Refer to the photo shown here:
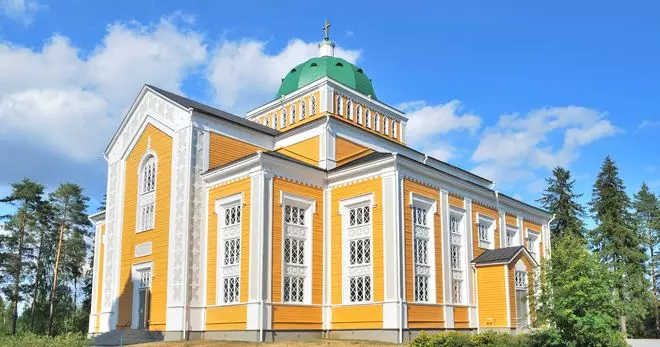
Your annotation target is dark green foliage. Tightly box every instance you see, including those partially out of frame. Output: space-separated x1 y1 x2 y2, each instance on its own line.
409 328 595 347
589 156 649 335
537 167 586 240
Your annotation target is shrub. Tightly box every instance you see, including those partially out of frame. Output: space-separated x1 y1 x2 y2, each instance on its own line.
411 331 474 347
0 332 89 347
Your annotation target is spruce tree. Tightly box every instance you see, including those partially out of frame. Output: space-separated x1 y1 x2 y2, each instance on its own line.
590 156 649 335
633 183 660 332
0 179 46 335
538 166 586 240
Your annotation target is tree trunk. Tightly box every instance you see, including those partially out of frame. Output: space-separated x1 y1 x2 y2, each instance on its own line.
30 228 45 332
651 243 659 332
47 221 66 336
11 210 27 336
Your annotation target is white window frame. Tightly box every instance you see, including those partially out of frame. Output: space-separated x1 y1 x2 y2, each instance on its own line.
300 99 306 119
137 153 157 233
357 105 363 124
384 117 390 135
476 214 495 250
290 104 296 124
449 207 467 305
366 109 371 128
392 121 398 139
215 193 243 305
514 260 531 327
526 230 540 261
265 115 270 127
340 194 375 304
336 95 342 115
506 225 519 247
273 113 278 129
347 100 353 120
280 192 316 305
130 261 153 329
375 113 381 131
281 108 287 128
311 96 316 115
410 193 437 303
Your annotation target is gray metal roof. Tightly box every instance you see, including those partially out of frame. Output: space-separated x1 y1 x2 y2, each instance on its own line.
147 85 279 136
471 246 525 265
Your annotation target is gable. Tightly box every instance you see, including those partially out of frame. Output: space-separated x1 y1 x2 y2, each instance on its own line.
335 136 374 167
275 136 320 166
209 132 264 169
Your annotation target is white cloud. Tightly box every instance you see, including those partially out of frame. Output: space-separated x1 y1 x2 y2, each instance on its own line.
639 119 660 129
471 106 618 184
0 15 207 161
206 39 360 113
0 0 44 24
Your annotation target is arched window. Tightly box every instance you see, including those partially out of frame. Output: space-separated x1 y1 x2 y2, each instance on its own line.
366 110 371 128
311 96 317 115
347 101 352 119
291 104 296 124
301 100 306 119
265 116 270 127
384 117 390 135
392 122 398 139
375 113 381 132
281 109 287 128
357 106 363 124
273 114 278 129
138 155 157 231
336 95 342 115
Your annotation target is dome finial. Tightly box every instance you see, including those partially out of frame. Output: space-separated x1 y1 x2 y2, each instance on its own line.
319 19 335 57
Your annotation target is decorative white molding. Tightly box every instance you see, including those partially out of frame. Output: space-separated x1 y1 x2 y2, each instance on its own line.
135 242 153 257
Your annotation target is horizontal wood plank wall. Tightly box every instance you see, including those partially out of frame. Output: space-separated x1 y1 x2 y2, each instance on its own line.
453 306 470 329
118 124 172 331
271 178 323 329
205 178 251 330
523 220 544 259
505 214 517 227
257 91 321 132
330 177 383 329
332 305 383 329
403 180 443 305
472 201 501 258
95 224 105 332
209 132 263 169
335 137 374 167
275 136 320 166
476 265 508 328
407 304 444 329
271 305 322 330
448 194 464 209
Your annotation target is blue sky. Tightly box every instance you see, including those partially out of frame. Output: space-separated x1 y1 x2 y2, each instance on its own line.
0 0 658 216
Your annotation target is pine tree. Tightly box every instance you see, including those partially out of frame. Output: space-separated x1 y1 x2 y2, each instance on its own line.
46 183 91 336
538 166 586 240
590 156 649 335
0 179 46 335
633 183 660 332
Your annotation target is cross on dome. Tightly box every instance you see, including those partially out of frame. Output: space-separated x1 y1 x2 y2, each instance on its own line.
318 19 335 57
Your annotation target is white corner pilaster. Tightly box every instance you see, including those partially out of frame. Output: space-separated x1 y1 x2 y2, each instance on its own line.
318 120 336 170
464 198 477 328
439 190 453 328
381 170 404 329
322 187 332 330
516 216 524 247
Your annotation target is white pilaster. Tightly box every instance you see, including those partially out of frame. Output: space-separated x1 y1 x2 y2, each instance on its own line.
517 216 524 247
322 187 332 329
464 198 477 328
381 170 404 329
318 120 336 170
439 190 453 328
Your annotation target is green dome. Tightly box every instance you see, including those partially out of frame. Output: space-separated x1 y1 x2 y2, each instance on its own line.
277 56 376 99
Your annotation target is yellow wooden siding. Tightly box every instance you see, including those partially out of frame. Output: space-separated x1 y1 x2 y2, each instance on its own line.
209 132 263 169
94 224 105 332
275 136 320 166
206 305 247 330
477 265 508 328
330 178 384 327
454 306 470 329
117 124 172 331
407 304 444 329
335 137 374 167
472 202 501 257
271 305 322 330
448 194 464 208
505 214 517 227
332 305 383 329
270 178 324 328
205 178 251 330
403 180 443 304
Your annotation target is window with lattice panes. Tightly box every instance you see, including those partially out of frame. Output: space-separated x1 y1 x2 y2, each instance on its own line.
282 201 312 304
311 96 316 115
300 100 306 119
291 104 296 124
515 270 527 289
342 199 373 304
281 109 287 128
452 279 463 304
217 199 242 304
527 231 539 260
450 245 461 270
138 156 157 232
412 200 434 302
357 106 363 124
477 216 494 249
366 109 372 128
